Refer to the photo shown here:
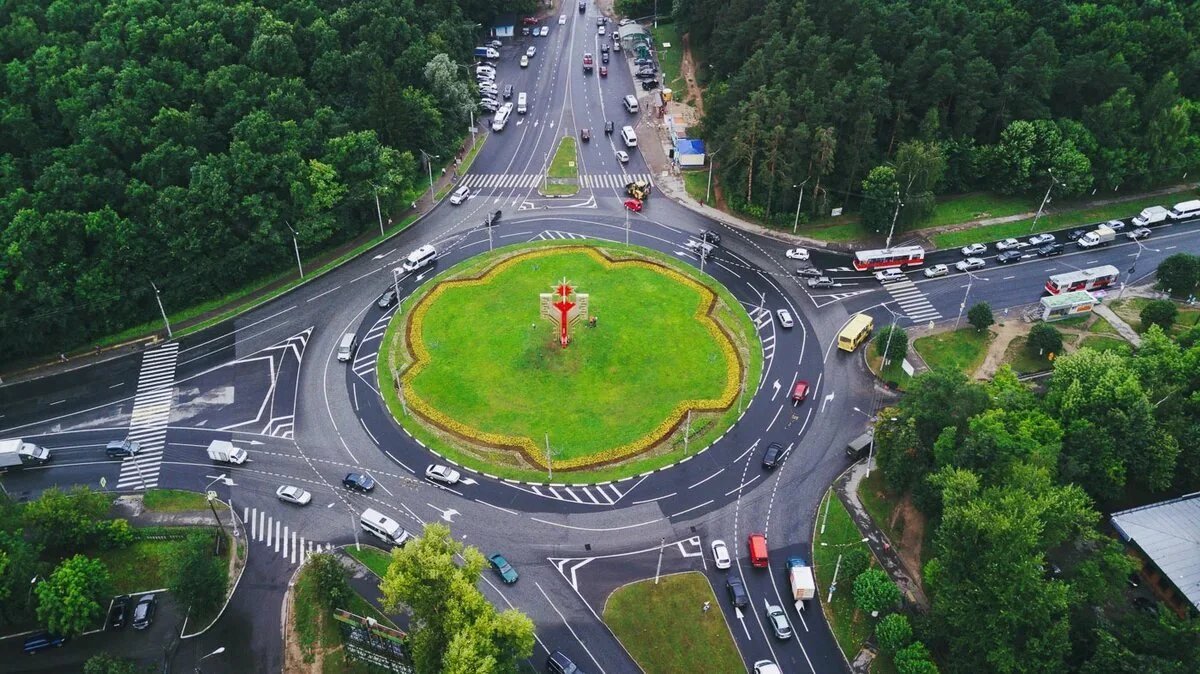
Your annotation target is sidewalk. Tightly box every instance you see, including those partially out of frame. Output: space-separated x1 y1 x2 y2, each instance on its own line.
0 136 480 387
833 460 929 611
1092 304 1143 347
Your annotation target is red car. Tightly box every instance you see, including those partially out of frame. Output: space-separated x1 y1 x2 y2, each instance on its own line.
521 16 539 26
791 381 809 405
600 66 608 77
623 198 642 212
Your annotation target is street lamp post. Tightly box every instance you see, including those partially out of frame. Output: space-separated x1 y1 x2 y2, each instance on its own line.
367 182 386 237
1029 169 1059 232
418 149 439 199
954 270 988 329
195 646 226 673
705 149 721 205
150 281 173 339
1116 238 1159 300
203 474 232 540
283 220 304 279
792 178 810 233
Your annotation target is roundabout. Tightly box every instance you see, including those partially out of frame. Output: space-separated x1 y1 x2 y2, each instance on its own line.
377 242 763 482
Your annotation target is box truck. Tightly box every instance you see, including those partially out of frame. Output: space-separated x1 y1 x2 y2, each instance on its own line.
786 556 816 612
0 438 51 470
206 440 248 464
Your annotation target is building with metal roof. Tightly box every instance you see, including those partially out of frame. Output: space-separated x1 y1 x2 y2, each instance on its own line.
1111 493 1200 616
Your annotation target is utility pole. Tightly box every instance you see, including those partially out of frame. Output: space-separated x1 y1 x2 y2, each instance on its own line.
150 281 173 339
625 207 631 245
792 178 810 233
883 189 902 251
419 149 438 198
705 149 721 205
1029 169 1058 232
684 410 692 454
369 182 386 237
955 271 987 329
284 220 304 279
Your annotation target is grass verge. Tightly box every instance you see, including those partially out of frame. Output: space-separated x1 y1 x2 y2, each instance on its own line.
649 23 685 94
603 573 743 674
142 489 215 512
344 545 392 578
866 351 911 389
1001 336 1053 375
548 136 579 179
931 191 1197 249
913 328 994 374
683 170 710 204
923 193 1033 228
813 490 875 659
94 528 231 597
1079 335 1132 354
292 556 397 669
542 181 580 196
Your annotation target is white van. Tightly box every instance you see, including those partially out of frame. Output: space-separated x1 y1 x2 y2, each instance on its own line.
623 94 639 113
1169 199 1200 221
402 244 437 272
621 125 638 147
492 105 511 131
336 333 356 362
359 508 412 547
517 92 527 114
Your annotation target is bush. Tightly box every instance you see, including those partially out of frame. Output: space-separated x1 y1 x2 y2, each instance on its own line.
307 553 351 609
83 653 138 674
22 486 111 552
1177 324 1200 348
1139 300 1178 332
967 302 994 331
100 519 134 550
167 533 227 618
876 613 914 652
839 547 871 591
875 325 910 362
1026 323 1063 358
853 568 901 615
36 555 111 637
1154 253 1199 295
894 640 940 674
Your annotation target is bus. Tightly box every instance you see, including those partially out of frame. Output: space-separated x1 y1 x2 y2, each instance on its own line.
852 246 925 271
838 313 874 352
1045 265 1119 295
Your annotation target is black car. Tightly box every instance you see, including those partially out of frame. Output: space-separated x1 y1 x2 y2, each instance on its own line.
640 80 658 91
546 650 580 674
22 632 66 655
377 288 398 309
601 43 610 53
502 84 514 99
726 576 749 608
1037 243 1064 257
485 209 502 226
1066 228 1088 241
580 127 591 141
342 472 375 492
996 250 1023 264
761 442 786 469
132 594 156 630
699 230 721 245
635 57 654 65
795 267 823 278
601 52 609 64
604 121 614 134
109 594 130 630
105 439 140 458
635 71 658 80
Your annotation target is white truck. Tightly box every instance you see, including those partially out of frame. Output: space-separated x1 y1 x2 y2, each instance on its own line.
0 438 51 470
1132 205 1170 227
786 556 816 613
206 440 248 465
1077 224 1116 248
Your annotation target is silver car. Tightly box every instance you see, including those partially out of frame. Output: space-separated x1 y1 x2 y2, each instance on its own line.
276 485 312 505
766 604 792 640
425 464 462 486
807 276 834 288
776 309 795 328
955 257 986 272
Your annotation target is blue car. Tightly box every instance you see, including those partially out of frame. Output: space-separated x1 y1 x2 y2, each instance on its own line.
489 553 519 584
23 631 66 655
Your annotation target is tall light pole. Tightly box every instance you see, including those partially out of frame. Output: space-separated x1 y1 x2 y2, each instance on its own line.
705 148 721 205
1029 169 1059 232
203 474 232 539
792 177 810 233
150 282 173 339
883 189 903 251
1116 238 1159 300
283 220 304 279
195 646 226 673
367 182 386 237
954 270 988 329
418 149 439 198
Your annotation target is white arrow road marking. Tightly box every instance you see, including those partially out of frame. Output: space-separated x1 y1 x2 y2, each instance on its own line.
427 504 460 523
735 606 751 639
459 477 478 486
771 379 781 401
372 249 395 260
821 391 835 412
248 440 264 445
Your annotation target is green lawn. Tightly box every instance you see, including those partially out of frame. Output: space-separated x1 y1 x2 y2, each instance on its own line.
813 490 875 659
803 220 874 243
94 529 230 597
407 249 736 460
548 136 579 179
603 573 744 674
924 193 1033 228
932 191 1197 248
1002 336 1053 375
649 23 685 94
913 328 994 374
379 241 762 482
867 350 912 389
1079 335 1132 354
345 545 392 578
542 180 579 196
1087 317 1117 334
292 555 396 669
143 489 214 512
683 170 710 204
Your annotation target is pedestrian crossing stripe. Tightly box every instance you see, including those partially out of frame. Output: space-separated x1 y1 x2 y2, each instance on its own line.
243 506 331 566
525 481 628 505
460 173 652 190
882 279 943 323
115 343 178 490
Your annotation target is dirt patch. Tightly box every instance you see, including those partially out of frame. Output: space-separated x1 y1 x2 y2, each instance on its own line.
677 34 705 118
888 493 927 589
973 321 1026 379
282 587 322 674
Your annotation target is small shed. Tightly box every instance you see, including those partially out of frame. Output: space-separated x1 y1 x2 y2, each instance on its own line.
674 139 706 168
618 23 651 52
492 14 515 38
1039 290 1096 322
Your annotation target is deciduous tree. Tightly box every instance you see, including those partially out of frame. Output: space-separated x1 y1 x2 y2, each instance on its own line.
35 555 110 638
853 568 900 616
967 302 994 332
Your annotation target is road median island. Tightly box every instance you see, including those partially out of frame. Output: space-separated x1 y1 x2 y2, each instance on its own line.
602 572 744 674
543 135 580 196
812 489 876 663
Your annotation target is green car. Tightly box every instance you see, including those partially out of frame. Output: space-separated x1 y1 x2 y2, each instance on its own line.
489 554 518 584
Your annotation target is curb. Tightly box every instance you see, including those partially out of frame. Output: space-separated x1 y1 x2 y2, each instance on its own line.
812 466 864 674
180 500 248 639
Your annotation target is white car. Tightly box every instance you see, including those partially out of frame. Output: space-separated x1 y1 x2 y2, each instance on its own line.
753 660 782 674
994 237 1022 250
1126 227 1152 240
540 26 549 36
923 263 949 278
874 268 904 282
615 150 629 163
1028 233 1056 246
276 485 312 506
960 243 987 256
449 185 471 205
558 14 567 24
425 464 461 486
785 247 810 261
526 46 537 58
955 257 986 272
598 26 606 35
711 539 731 570
776 309 795 328
807 276 834 288
1105 219 1127 232
520 55 529 68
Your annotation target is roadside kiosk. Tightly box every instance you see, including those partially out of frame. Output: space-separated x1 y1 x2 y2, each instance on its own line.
1039 290 1097 322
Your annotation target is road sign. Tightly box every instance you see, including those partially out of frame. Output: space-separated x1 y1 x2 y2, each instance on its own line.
99 477 107 489
206 490 218 501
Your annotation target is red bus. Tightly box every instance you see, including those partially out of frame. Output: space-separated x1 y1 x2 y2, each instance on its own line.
1045 265 1119 294
852 246 925 271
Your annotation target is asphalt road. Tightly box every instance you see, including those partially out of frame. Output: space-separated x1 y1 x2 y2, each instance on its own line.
3 3 1200 673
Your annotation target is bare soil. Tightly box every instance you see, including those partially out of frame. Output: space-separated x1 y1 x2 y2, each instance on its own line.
888 493 927 588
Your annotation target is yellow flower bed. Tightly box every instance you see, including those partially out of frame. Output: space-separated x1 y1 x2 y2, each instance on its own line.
399 246 743 470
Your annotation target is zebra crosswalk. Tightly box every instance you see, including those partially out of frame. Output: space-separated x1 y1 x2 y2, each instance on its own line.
883 278 943 323
115 343 178 490
746 306 777 366
459 173 653 190
522 481 631 505
243 506 332 566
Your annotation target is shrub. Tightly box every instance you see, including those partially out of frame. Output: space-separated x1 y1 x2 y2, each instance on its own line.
839 547 871 591
967 302 994 331
1154 253 1199 295
853 568 901 615
875 325 910 363
100 519 134 550
1139 300 1178 332
1026 323 1063 358
307 553 351 609
876 612 914 652
894 640 940 674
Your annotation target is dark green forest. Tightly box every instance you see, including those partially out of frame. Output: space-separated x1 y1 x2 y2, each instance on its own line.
0 0 533 362
678 0 1200 229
